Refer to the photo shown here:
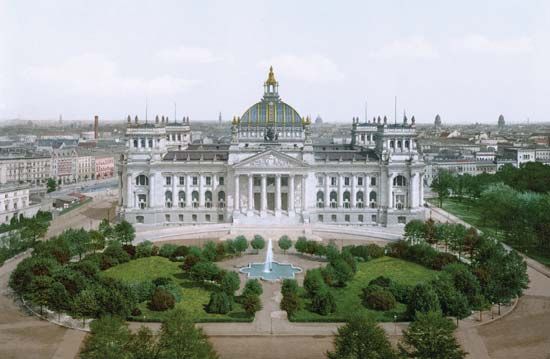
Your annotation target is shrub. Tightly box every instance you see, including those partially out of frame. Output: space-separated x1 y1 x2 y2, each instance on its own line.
348 245 370 261
241 293 262 316
131 307 142 316
159 244 178 258
201 241 218 262
149 287 175 311
250 235 265 253
99 254 118 270
388 281 412 303
325 258 354 287
223 239 236 255
431 252 458 270
153 277 173 287
70 260 99 279
220 271 240 296
173 245 190 258
189 262 221 282
280 290 301 316
151 245 159 256
233 235 248 254
278 235 292 254
243 279 263 297
362 287 397 311
135 241 153 258
181 254 201 271
311 287 336 315
295 237 308 254
121 244 136 258
104 244 130 264
366 244 384 259
205 291 232 314
406 283 440 319
304 269 325 297
157 282 183 303
369 276 392 288
130 281 155 302
281 279 299 297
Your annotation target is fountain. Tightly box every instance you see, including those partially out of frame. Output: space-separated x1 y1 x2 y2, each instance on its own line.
240 238 302 281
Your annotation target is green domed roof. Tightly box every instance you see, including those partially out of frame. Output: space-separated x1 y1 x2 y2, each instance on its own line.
239 67 303 128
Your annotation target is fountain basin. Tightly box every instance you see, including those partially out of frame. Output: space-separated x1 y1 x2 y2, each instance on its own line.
240 261 302 281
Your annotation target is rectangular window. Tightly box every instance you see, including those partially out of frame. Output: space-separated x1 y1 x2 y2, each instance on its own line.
370 177 377 186
148 139 153 148
192 214 197 222
218 214 224 222
192 176 198 185
318 214 323 222
206 214 211 222
206 176 212 186
140 138 145 148
179 176 185 185
133 139 138 148
318 176 324 186
331 177 337 186
345 214 350 222
219 176 224 185
344 177 350 186
398 216 407 224
179 214 184 222
331 214 337 222
358 214 364 222
166 176 171 185
165 214 171 222
371 214 377 222
358 177 363 186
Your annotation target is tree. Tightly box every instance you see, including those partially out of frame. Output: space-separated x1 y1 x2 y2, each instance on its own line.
362 286 396 311
29 275 53 315
280 289 301 317
406 283 440 319
431 275 470 324
443 263 481 306
20 218 49 244
48 281 71 321
46 178 57 193
98 218 113 240
88 230 105 252
80 316 131 359
206 291 232 314
303 269 325 297
295 236 308 254
219 271 240 296
325 258 354 287
311 287 336 315
278 235 292 254
113 220 135 245
157 308 218 359
424 218 438 245
201 241 218 262
327 315 397 359
189 262 221 282
243 279 263 297
404 220 426 245
150 287 176 311
126 326 159 359
463 228 481 259
233 235 248 254
250 235 265 253
241 293 262 316
65 228 91 260
73 289 99 326
431 170 455 208
399 311 466 359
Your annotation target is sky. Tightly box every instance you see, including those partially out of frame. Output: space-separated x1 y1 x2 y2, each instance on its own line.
1 0 549 124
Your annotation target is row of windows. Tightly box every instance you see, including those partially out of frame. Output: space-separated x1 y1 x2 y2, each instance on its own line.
164 191 226 208
316 190 377 208
135 213 224 224
165 176 224 186
318 176 377 186
317 214 407 224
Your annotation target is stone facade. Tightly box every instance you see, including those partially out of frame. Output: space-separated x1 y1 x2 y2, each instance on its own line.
119 68 425 226
0 184 39 225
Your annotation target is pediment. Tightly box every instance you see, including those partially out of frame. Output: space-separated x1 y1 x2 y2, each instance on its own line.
234 149 308 169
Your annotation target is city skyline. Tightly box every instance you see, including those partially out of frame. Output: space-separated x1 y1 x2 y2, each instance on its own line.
1 0 549 124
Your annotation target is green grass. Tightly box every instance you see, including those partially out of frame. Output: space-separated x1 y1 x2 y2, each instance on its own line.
102 256 252 322
291 257 438 322
430 197 550 267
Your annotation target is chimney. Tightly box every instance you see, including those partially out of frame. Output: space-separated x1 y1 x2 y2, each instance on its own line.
94 115 99 139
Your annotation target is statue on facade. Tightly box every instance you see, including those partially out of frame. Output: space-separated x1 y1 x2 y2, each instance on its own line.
264 126 278 142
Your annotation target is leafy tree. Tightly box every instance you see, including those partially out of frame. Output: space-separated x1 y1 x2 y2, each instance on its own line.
431 170 455 208
278 235 292 254
250 235 265 253
303 269 325 297
157 308 218 359
159 244 179 258
46 178 57 193
52 266 87 295
126 326 159 359
311 287 336 315
463 228 481 259
399 311 466 359
9 256 60 294
424 218 438 245
327 315 397 359
362 286 396 311
431 275 470 324
113 220 135 245
201 241 218 262
189 262 221 282
280 289 301 316
233 235 248 254
80 316 131 359
406 283 440 319
136 241 154 258
295 236 308 254
73 289 99 326
443 263 481 306
404 220 426 245
241 292 262 316
243 279 263 296
205 291 232 314
98 218 113 239
20 218 49 244
48 281 71 321
64 228 91 260
281 279 299 297
325 258 354 287
103 242 131 263
150 287 175 311
33 236 71 264
219 271 240 296
88 230 105 252
29 275 53 314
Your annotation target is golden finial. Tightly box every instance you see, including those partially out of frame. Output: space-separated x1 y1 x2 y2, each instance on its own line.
265 66 277 85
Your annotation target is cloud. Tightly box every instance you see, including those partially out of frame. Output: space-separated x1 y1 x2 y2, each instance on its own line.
156 46 219 64
258 54 344 83
371 37 439 60
452 35 533 54
21 53 196 96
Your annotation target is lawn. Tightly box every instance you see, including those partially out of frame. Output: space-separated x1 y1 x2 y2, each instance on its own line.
430 197 550 267
291 256 438 322
102 257 252 322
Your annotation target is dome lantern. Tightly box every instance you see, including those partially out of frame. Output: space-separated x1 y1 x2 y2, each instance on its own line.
263 66 279 99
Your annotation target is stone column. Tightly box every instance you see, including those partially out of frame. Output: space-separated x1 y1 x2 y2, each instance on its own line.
199 174 205 208
185 175 191 208
387 173 394 209
338 174 344 208
409 173 417 208
261 174 267 215
419 174 424 206
324 173 330 208
248 174 254 215
289 174 295 215
365 174 370 208
172 174 177 207
126 173 132 208
275 174 281 216
234 174 240 211
351 174 356 208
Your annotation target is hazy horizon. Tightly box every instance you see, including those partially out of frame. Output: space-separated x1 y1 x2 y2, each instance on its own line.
1 0 549 124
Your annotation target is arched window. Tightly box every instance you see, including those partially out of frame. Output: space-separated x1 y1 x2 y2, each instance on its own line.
330 191 338 208
192 191 199 208
393 175 407 187
218 191 226 208
165 191 172 208
316 191 324 208
178 191 186 208
205 191 213 208
343 191 351 208
405 140 410 149
369 191 377 208
135 174 149 186
356 191 364 208
390 140 395 148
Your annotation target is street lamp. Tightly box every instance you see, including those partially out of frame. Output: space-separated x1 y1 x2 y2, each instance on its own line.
393 315 397 334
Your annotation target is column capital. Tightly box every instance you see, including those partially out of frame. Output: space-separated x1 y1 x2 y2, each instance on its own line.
275 173 281 178
260 173 267 178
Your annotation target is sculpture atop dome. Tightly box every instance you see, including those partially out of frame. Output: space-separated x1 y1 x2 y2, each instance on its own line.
265 66 277 86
